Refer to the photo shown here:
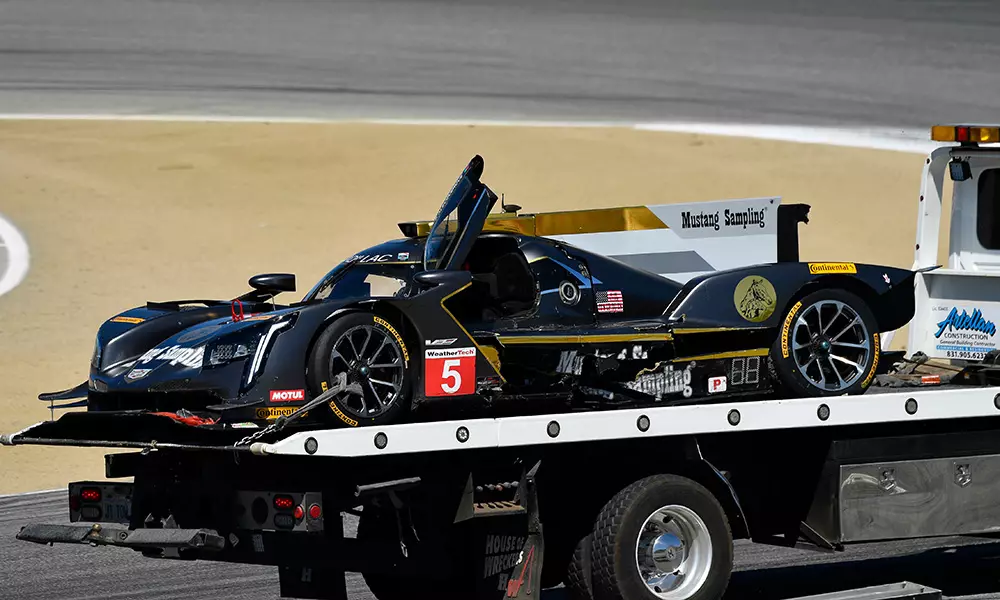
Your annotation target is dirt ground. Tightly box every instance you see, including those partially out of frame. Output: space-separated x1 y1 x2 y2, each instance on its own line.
0 120 932 493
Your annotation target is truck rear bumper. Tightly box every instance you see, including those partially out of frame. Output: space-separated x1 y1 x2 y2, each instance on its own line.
16 522 225 552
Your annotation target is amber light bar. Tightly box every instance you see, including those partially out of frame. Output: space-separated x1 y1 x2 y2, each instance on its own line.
932 125 1000 144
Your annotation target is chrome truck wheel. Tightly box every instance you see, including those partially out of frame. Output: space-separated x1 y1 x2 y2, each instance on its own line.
591 475 733 600
635 505 713 599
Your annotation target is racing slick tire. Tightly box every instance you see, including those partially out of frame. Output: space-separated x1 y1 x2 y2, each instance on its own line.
769 288 881 398
591 474 732 600
307 311 412 427
565 532 594 599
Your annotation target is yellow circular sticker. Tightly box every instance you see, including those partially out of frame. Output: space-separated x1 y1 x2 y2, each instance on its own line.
733 276 777 323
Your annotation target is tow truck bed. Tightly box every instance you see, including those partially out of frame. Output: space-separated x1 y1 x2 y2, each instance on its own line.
6 383 999 456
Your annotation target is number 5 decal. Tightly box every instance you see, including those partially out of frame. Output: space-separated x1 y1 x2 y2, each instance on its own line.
425 347 476 396
441 359 463 393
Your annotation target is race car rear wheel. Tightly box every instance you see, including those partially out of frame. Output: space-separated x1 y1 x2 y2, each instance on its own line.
770 288 880 397
307 311 412 427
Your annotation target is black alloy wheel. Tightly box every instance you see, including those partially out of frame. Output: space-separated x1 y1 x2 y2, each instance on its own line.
307 312 412 427
770 288 881 397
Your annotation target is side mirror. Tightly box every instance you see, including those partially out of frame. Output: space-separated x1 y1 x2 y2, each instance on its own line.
950 159 972 182
413 270 472 287
249 273 296 294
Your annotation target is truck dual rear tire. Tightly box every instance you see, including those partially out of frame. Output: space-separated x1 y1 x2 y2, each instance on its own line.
590 474 732 600
565 532 593 599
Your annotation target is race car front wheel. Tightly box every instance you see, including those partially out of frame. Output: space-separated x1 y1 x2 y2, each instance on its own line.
770 288 881 397
307 311 412 427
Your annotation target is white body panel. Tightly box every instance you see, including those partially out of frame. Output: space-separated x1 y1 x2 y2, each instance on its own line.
552 197 780 283
908 146 1000 360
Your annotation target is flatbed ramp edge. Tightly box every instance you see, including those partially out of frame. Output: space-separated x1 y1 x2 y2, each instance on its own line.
258 385 1000 457
7 384 1000 456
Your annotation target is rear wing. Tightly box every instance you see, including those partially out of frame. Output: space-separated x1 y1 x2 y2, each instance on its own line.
400 197 809 283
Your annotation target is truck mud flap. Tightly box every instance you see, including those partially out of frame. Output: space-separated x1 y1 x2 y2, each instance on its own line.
16 523 225 552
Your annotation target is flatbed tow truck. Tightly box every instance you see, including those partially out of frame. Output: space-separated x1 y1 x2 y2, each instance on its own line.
7 125 1000 600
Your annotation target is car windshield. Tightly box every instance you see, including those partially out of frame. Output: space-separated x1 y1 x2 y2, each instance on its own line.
304 261 413 302
423 156 483 270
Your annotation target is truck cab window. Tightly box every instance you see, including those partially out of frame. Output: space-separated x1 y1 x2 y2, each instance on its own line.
977 168 1000 250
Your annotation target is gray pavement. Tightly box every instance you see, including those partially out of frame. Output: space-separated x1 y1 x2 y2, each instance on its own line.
5 491 1000 600
1 0 1000 126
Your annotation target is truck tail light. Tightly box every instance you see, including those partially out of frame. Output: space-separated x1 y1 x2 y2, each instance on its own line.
80 506 102 521
308 504 322 520
80 487 101 502
273 495 294 511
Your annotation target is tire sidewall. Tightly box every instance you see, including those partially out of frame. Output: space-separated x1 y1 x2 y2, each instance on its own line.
609 478 732 600
565 532 593 599
306 311 412 427
771 288 881 397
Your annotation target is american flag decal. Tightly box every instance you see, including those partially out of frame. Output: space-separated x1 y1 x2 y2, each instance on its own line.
596 290 624 313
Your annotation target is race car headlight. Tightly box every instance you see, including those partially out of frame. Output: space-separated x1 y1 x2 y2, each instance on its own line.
206 338 260 367
91 336 103 370
204 315 296 370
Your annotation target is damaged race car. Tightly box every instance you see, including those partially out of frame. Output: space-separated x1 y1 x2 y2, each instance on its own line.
40 155 916 437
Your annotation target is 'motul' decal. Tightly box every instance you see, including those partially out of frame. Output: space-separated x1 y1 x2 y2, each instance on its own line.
270 389 305 402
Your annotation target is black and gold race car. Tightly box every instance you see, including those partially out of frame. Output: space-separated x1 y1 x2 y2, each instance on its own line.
40 155 916 433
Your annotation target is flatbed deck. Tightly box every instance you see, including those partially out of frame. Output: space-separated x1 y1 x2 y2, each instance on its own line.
6 382 999 458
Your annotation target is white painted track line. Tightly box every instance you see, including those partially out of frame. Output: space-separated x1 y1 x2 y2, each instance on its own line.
0 213 29 297
637 122 937 154
0 114 935 154
0 488 61 499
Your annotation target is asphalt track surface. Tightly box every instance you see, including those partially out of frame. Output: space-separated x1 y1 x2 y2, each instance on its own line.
6 490 1000 600
2 0 1000 126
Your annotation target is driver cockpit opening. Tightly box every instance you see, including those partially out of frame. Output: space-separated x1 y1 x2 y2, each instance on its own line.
453 234 536 323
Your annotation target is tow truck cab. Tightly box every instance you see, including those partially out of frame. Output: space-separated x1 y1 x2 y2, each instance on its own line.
908 124 1000 362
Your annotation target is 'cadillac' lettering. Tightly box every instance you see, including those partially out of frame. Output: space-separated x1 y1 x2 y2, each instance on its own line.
350 254 392 263
681 208 767 231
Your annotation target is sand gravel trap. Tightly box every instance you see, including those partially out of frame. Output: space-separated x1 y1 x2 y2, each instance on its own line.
0 120 932 493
